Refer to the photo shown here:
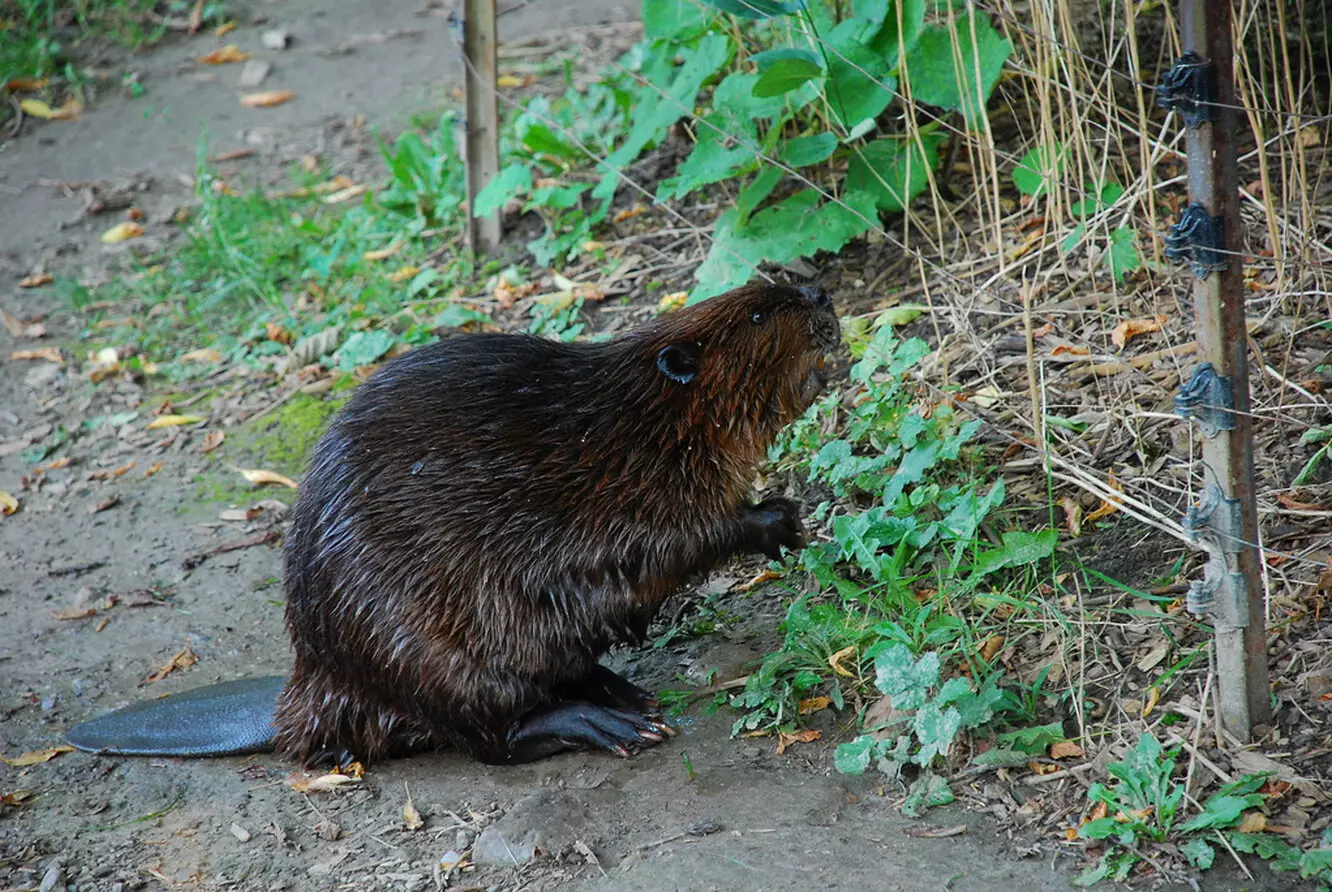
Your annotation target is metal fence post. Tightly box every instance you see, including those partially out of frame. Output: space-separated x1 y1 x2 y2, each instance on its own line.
1160 0 1271 741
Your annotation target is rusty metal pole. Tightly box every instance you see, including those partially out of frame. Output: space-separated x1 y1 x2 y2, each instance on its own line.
1162 0 1271 741
462 0 502 254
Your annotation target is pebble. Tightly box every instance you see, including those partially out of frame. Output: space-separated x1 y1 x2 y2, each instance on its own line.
260 28 290 50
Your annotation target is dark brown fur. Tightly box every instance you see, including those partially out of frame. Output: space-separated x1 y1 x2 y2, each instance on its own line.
273 283 838 765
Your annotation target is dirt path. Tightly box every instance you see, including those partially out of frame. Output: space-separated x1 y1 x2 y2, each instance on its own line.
0 2 1307 890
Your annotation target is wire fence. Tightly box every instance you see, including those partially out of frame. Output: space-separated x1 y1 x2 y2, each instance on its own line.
468 0 1332 595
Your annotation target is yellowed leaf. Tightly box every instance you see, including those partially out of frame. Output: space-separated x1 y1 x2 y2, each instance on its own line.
197 44 249 64
828 645 857 678
657 291 688 313
143 462 164 478
970 385 1003 409
323 184 368 204
101 222 145 244
10 348 62 362
214 20 237 36
978 634 1005 662
200 430 226 454
18 273 52 288
1061 495 1083 537
362 243 402 262
1051 344 1091 356
20 98 80 120
53 607 96 621
146 414 205 429
180 347 224 363
495 74 530 88
1 746 74 767
187 0 204 33
1085 474 1123 523
1 789 37 806
387 265 421 283
612 204 647 223
0 491 18 517
1110 314 1167 349
1238 811 1267 833
1141 685 1161 717
1298 125 1321 148
240 90 296 108
237 468 299 489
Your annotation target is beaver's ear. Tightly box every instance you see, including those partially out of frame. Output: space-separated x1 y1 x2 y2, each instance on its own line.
657 341 702 384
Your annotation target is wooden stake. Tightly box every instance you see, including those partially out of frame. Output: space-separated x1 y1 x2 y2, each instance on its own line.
462 0 501 255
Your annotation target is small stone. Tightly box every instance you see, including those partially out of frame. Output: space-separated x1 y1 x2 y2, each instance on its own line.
38 862 63 892
472 791 592 868
260 28 289 50
230 822 252 842
237 60 272 89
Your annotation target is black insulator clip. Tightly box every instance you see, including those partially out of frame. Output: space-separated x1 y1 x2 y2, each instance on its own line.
1174 363 1235 438
1156 51 1219 128
1165 203 1227 279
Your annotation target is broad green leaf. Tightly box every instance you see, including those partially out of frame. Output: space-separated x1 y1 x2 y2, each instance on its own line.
1106 225 1142 279
995 721 1066 754
1178 794 1267 833
754 55 824 97
847 133 945 212
865 0 926 68
970 747 1034 768
700 0 802 18
971 529 1057 577
1228 833 1304 870
780 132 837 167
336 330 396 371
736 165 783 218
872 644 938 709
689 189 878 301
1060 221 1087 253
432 304 495 329
904 16 1011 128
834 735 876 775
1012 143 1064 197
594 35 732 207
1181 839 1215 869
643 0 710 40
825 18 897 130
472 163 531 219
1070 179 1126 216
524 182 589 212
902 771 953 816
913 702 963 764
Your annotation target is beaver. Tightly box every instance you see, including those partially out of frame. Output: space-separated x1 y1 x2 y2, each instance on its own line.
66 282 839 766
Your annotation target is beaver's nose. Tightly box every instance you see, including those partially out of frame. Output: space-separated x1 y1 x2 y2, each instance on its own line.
798 285 832 310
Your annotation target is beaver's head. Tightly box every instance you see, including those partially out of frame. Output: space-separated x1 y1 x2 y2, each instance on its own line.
644 282 841 437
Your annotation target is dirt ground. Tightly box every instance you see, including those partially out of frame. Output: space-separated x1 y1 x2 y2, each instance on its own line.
0 1 1316 890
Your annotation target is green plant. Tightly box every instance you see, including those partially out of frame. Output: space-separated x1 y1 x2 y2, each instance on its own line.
833 643 1006 816
1072 734 1332 885
476 0 1013 298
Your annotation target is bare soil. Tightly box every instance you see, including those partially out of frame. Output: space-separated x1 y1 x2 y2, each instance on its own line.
0 1 1316 890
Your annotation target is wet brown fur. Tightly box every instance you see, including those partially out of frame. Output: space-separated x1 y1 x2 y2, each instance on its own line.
273 283 838 765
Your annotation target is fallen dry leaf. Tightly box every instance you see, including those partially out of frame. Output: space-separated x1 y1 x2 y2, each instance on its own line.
10 348 62 363
1050 740 1084 760
657 291 688 313
0 491 18 517
89 494 120 514
0 309 21 335
200 430 226 454
4 77 49 91
776 729 820 755
240 90 296 108
52 607 96 621
237 468 299 489
612 204 647 224
495 73 531 88
146 414 205 429
143 462 164 478
387 265 421 283
797 696 833 715
903 825 968 839
324 184 368 204
1061 495 1083 537
1238 811 1267 833
287 772 362 793
1 746 75 767
87 461 135 480
140 645 198 685
188 0 204 33
215 20 238 36
1110 314 1167 349
402 786 424 830
978 634 1005 662
1141 686 1161 717
101 222 145 244
1 789 37 806
197 44 249 64
18 273 53 288
20 98 81 120
1051 344 1091 357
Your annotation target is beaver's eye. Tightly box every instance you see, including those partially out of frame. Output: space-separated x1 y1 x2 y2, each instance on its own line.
750 309 767 325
